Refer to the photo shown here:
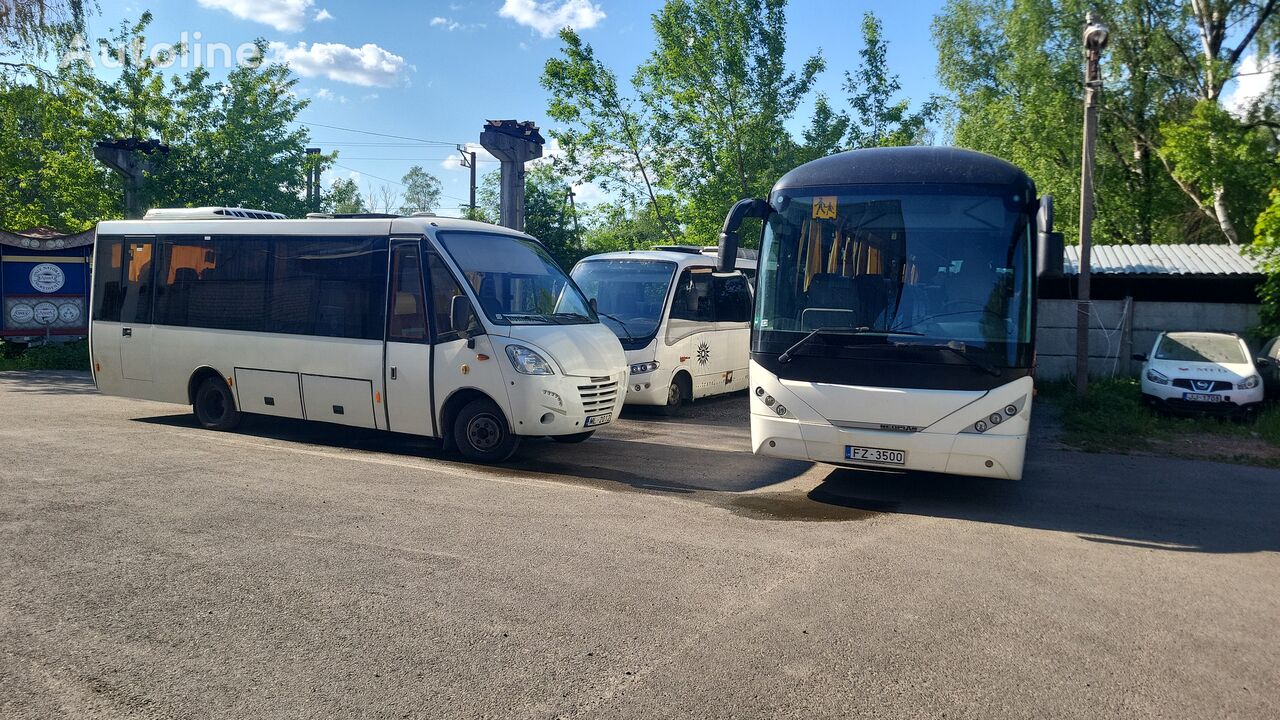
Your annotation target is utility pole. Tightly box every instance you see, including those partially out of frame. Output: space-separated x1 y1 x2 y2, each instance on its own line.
93 138 170 219
1076 12 1109 398
480 120 544 232
566 187 582 248
306 147 321 212
458 145 477 217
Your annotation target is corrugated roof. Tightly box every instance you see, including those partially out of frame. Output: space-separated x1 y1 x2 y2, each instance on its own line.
1064 244 1261 276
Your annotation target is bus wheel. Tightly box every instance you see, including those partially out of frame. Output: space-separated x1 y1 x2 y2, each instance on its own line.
454 398 520 463
193 376 242 431
660 375 688 416
552 431 595 444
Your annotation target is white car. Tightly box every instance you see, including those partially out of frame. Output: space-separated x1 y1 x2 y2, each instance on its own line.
1134 331 1265 420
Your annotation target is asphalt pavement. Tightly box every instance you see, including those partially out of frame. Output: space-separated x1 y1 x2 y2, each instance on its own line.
2 371 1278 719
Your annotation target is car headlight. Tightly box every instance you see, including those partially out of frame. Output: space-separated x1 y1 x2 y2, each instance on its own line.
505 345 555 375
1238 375 1261 390
1145 368 1170 385
630 361 660 375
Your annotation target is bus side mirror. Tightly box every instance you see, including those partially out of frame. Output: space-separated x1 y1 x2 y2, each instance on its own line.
450 295 472 334
718 198 771 273
1257 357 1272 368
1036 195 1064 280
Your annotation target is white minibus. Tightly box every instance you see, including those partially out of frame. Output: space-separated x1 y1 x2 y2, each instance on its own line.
90 208 627 462
570 249 755 413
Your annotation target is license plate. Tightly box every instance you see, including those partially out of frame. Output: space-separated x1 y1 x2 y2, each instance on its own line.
1182 392 1223 403
585 413 612 428
845 446 906 465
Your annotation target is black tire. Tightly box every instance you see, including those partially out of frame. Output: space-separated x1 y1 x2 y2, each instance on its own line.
659 375 689 416
453 398 520 463
552 431 595 444
193 376 242 431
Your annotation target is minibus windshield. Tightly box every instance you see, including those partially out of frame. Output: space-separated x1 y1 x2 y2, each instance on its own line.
570 259 677 347
438 232 596 326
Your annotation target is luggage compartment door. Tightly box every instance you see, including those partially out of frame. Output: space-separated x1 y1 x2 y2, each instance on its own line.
234 368 304 419
302 374 377 429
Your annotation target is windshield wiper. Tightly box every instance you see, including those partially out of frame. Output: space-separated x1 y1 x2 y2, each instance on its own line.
777 327 924 364
594 311 636 340
893 339 1001 376
550 312 596 325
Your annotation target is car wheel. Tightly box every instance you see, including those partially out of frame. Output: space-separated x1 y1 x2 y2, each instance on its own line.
193 376 242 431
453 398 520 463
552 431 595 444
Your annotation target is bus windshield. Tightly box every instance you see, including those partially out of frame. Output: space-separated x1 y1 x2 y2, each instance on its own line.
438 232 597 326
570 259 677 348
755 186 1035 368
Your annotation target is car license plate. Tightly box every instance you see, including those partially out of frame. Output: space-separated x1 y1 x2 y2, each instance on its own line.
845 446 906 465
1182 392 1223 403
585 413 612 428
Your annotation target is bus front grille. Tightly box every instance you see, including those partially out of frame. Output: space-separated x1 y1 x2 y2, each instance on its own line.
578 379 619 413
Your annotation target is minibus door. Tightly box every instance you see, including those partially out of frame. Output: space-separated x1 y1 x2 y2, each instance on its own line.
118 238 155 382
384 240 434 437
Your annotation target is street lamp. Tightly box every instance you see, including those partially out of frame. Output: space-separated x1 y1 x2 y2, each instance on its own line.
1076 11 1109 397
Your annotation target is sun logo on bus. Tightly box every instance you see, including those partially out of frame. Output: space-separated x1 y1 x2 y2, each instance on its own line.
697 342 711 366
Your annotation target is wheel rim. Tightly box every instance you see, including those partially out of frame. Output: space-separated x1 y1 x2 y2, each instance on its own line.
466 414 503 452
667 382 681 407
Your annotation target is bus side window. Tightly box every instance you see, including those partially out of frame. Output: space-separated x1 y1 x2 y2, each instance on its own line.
118 239 154 324
426 252 476 343
388 243 428 342
713 274 752 324
93 236 126 322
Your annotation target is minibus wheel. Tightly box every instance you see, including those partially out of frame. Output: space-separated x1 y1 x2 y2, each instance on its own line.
552 431 594 444
193 376 242 431
660 374 690 416
454 398 520 462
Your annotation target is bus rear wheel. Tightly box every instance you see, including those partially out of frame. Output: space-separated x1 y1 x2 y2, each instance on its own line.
193 376 242 431
454 398 520 463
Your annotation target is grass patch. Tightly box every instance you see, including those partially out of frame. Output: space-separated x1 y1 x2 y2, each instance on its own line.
1040 377 1280 465
0 340 90 371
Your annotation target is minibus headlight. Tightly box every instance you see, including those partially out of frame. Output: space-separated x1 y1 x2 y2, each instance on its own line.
1145 368 1170 385
505 345 555 375
630 361 660 375
1238 375 1261 390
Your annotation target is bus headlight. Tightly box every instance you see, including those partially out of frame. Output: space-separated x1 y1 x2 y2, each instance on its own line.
630 361 660 375
505 345 555 375
1238 375 1261 390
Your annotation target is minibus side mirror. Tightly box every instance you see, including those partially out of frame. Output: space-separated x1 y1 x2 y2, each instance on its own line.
718 198 771 273
450 295 472 335
1036 195 1064 280
1132 353 1148 362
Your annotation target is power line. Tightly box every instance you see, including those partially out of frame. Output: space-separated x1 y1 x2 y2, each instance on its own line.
297 120 461 146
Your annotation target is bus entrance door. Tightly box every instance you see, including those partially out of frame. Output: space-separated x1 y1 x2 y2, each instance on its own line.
385 240 434 437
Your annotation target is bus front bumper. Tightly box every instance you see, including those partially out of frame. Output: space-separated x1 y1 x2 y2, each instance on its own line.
752 412 1027 481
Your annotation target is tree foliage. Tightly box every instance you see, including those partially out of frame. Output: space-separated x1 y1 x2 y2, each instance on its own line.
399 165 442 214
474 164 585 269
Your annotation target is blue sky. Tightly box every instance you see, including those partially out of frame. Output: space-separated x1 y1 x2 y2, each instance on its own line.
90 0 951 215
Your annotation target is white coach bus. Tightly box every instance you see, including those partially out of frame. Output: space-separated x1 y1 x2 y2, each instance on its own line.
90 209 627 462
571 248 755 413
716 147 1064 480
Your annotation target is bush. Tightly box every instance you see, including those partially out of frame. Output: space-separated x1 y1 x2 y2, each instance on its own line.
0 340 91 371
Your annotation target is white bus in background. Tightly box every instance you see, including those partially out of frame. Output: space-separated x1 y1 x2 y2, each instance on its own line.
571 248 756 413
90 208 627 462
717 147 1065 480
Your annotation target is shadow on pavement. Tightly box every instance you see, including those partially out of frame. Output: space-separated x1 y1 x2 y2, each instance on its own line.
0 371 99 395
797 454 1280 554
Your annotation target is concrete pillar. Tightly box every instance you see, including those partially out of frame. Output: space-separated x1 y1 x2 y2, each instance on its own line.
479 121 545 232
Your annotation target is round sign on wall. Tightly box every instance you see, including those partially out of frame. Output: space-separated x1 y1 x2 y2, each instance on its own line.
58 303 81 323
33 302 58 325
10 304 35 324
29 263 66 293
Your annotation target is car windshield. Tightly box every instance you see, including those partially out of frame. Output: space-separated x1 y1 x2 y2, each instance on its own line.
1156 335 1247 364
570 259 676 344
437 231 596 326
754 185 1035 367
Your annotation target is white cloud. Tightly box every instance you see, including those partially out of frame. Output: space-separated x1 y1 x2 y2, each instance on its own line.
498 0 606 38
314 87 333 100
1225 54 1277 117
197 0 314 33
314 9 334 22
270 42 413 87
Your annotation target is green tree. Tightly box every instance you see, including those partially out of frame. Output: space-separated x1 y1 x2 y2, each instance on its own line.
583 200 672 253
326 177 366 214
399 165 442 214
844 12 938 148
1251 182 1280 336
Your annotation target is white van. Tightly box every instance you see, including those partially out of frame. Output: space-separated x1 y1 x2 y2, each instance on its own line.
90 208 627 462
571 249 755 413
